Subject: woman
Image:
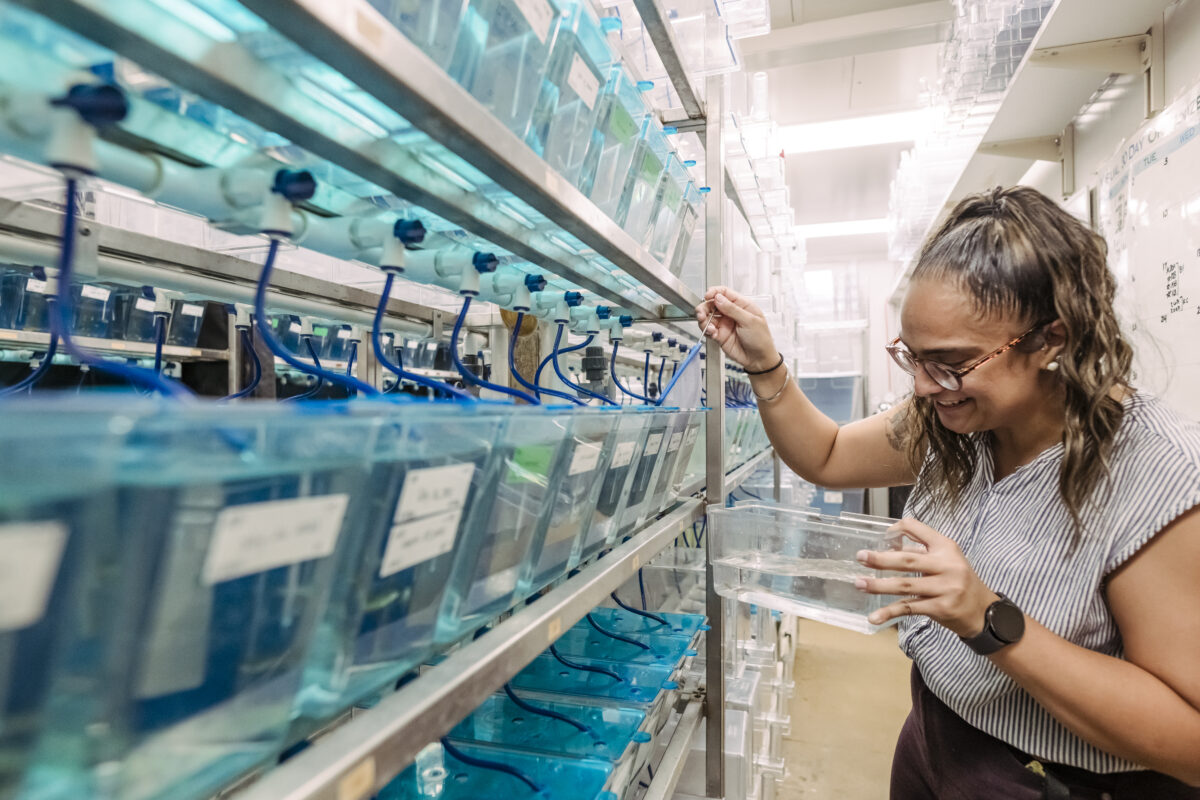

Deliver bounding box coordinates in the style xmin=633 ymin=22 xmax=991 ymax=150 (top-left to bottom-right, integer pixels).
xmin=696 ymin=186 xmax=1200 ymax=799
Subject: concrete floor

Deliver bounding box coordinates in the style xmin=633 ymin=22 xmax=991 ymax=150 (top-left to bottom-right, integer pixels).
xmin=778 ymin=620 xmax=913 ymax=799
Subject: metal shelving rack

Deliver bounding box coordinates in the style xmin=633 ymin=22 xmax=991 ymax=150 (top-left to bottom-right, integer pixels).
xmin=11 ymin=1 xmax=764 ymax=798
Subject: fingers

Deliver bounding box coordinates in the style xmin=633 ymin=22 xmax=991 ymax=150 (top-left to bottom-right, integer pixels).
xmin=711 ymin=292 xmax=759 ymax=325
xmin=886 ymin=517 xmax=945 ymax=550
xmin=854 ymin=574 xmax=941 ymax=596
xmin=856 ymin=547 xmax=931 ymax=573
xmin=867 ymin=597 xmax=933 ymax=626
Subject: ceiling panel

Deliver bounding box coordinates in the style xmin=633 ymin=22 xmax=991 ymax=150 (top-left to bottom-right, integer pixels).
xmin=787 ymin=142 xmax=908 ymax=224
xmin=848 ymin=43 xmax=939 ymax=112
xmin=768 ymin=0 xmax=941 ymax=28
xmin=804 ymin=232 xmax=891 ymax=263
xmin=766 ymin=57 xmax=855 ymax=124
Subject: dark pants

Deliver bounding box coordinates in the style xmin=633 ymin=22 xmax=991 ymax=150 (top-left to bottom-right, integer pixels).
xmin=890 ymin=666 xmax=1200 ymax=800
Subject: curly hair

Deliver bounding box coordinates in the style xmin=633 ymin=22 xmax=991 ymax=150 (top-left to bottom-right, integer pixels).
xmin=897 ymin=186 xmax=1132 ymax=542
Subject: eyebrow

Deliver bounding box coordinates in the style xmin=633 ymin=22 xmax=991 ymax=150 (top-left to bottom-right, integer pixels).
xmin=898 ymin=338 xmax=979 ymax=360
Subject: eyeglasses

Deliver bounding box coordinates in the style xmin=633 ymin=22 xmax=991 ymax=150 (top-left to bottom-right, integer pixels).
xmin=886 ymin=322 xmax=1046 ymax=391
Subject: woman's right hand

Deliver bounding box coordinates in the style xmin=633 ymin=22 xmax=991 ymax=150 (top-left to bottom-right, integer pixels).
xmin=695 ymin=286 xmax=780 ymax=372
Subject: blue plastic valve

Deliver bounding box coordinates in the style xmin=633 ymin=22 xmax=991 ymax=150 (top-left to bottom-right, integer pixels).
xmin=596 ymin=306 xmax=611 ymax=320
xmin=684 ymin=159 xmax=697 ymax=168
xmin=524 ymin=273 xmax=547 ymax=292
xmin=393 ymin=218 xmax=427 ymax=245
xmin=619 ymin=314 xmax=634 ymax=328
xmin=564 ymin=291 xmax=583 ymax=307
xmin=652 ymin=332 xmax=664 ymax=342
xmin=667 ymin=338 xmax=677 ymax=347
xmin=271 ymin=169 xmax=317 ymax=202
xmin=52 ymin=83 xmax=128 ymax=126
xmin=636 ymin=80 xmax=654 ymax=92
xmin=472 ymin=252 xmax=499 ymax=273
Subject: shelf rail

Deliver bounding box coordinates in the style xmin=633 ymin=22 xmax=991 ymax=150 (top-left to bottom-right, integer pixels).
xmin=232 ymin=498 xmax=705 ymax=800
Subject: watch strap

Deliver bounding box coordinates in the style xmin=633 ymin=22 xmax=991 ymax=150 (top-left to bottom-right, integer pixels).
xmin=961 ymin=593 xmax=1021 ymax=656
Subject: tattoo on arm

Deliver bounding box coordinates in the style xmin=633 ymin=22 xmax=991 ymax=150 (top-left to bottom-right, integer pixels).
xmin=886 ymin=408 xmax=908 ymax=452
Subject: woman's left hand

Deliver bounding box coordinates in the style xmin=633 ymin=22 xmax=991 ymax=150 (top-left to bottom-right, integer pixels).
xmin=854 ymin=517 xmax=999 ymax=637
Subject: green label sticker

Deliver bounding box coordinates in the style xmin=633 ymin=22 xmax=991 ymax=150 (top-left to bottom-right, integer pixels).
xmin=507 ymin=445 xmax=554 ymax=484
xmin=640 ymin=150 xmax=663 ymax=183
xmin=608 ymin=104 xmax=639 ymax=144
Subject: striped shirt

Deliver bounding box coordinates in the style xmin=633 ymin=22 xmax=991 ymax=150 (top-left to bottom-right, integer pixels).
xmin=898 ymin=392 xmax=1200 ymax=773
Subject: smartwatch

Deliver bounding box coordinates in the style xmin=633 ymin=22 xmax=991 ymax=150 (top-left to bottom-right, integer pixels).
xmin=960 ymin=593 xmax=1025 ymax=655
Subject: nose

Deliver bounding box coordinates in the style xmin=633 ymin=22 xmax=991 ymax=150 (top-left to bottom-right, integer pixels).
xmin=912 ymin=364 xmax=944 ymax=398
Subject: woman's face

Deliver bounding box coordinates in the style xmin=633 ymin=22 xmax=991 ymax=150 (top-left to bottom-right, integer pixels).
xmin=898 ymin=278 xmax=1053 ymax=435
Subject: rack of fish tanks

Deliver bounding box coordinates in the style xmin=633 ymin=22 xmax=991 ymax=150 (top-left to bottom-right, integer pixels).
xmin=0 ymin=1 xmax=801 ymax=799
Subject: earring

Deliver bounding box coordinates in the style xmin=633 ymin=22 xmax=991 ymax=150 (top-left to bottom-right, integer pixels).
xmin=1045 ymin=360 xmax=1060 ymax=372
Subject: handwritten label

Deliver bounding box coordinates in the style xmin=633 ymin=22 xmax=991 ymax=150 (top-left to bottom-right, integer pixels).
xmin=567 ymin=53 xmax=600 ymax=111
xmin=181 ymin=303 xmax=205 ymax=318
xmin=0 ymin=521 xmax=67 ymax=631
xmin=644 ymin=433 xmax=664 ymax=456
xmin=823 ymin=491 xmax=843 ymax=504
xmin=203 ymin=494 xmax=348 ymax=584
xmin=667 ymin=432 xmax=684 ymax=453
xmin=513 ymin=0 xmax=555 ymax=44
xmin=380 ymin=463 xmax=475 ymax=577
xmin=136 ymin=297 xmax=156 ymax=313
xmin=569 ymin=442 xmax=602 ymax=475
xmin=25 ymin=278 xmax=48 ymax=294
xmin=611 ymin=440 xmax=637 ymax=469
xmin=81 ymin=285 xmax=110 ymax=302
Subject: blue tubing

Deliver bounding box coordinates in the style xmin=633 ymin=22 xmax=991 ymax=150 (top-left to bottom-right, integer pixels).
xmin=372 ymin=272 xmax=472 ymax=401
xmin=508 ymin=312 xmax=580 ymax=404
xmin=224 ymin=327 xmax=261 ymax=400
xmin=452 ymin=295 xmax=538 ymax=403
xmin=439 ymin=737 xmax=543 ymax=795
xmin=643 ymin=352 xmax=651 ymax=405
xmin=0 ymin=328 xmax=58 ymax=396
xmin=535 ymin=329 xmax=591 ymax=389
xmin=346 ymin=340 xmax=357 ymax=376
xmin=284 ymin=337 xmax=324 ymax=401
xmin=502 ymin=683 xmax=588 ymax=734
xmin=610 ymin=591 xmax=669 ymax=627
xmin=255 ymin=238 xmax=380 ymax=397
xmin=550 ymin=324 xmax=616 ymax=405
xmin=585 ymin=613 xmax=650 ymax=650
xmin=152 ymin=315 xmax=165 ymax=375
xmin=609 ymin=342 xmax=653 ymax=403
xmin=51 ymin=177 xmax=193 ymax=399
xmin=656 ymin=339 xmax=704 ymax=406
xmin=548 ymin=644 xmax=624 ymax=682
xmin=657 ymin=356 xmax=666 ymax=394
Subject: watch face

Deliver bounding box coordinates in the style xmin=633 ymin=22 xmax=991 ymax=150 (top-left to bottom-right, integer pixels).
xmin=988 ymin=599 xmax=1025 ymax=643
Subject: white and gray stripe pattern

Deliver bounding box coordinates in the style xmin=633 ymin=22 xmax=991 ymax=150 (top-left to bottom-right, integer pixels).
xmin=898 ymin=392 xmax=1200 ymax=773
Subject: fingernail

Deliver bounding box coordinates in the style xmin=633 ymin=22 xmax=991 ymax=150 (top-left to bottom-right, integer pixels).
xmin=854 ymin=577 xmax=868 ymax=590
xmin=855 ymin=550 xmax=869 ymax=564
xmin=705 ymin=324 xmax=716 ymax=336
xmin=715 ymin=294 xmax=727 ymax=304
xmin=867 ymin=613 xmax=881 ymax=625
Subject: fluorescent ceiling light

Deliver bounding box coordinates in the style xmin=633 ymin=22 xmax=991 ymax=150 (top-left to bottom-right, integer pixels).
xmin=795 ymin=218 xmax=890 ymax=238
xmin=779 ymin=109 xmax=929 ymax=154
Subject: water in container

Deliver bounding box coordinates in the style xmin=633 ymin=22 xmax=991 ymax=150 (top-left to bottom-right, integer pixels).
xmin=668 ymin=413 xmax=703 ymax=494
xmin=297 ymin=408 xmax=500 ymax=724
xmin=111 ymin=287 xmax=162 ymax=344
xmin=551 ymin=620 xmax=694 ymax=668
xmin=69 ymin=283 xmax=115 ymax=339
xmin=446 ymin=0 xmax=565 ymax=141
xmin=0 ymin=265 xmax=31 ymax=330
xmin=525 ymin=411 xmax=616 ymax=590
xmin=709 ymin=503 xmax=915 ymax=634
xmin=166 ymin=300 xmax=206 ymax=347
xmin=511 ymin=653 xmax=676 ymax=710
xmin=320 ymin=325 xmax=352 ymax=363
xmin=587 ymin=607 xmax=707 ymax=640
xmin=368 ymin=0 xmax=469 ymax=70
xmin=436 ymin=410 xmax=566 ymax=643
xmin=581 ymin=412 xmax=648 ymax=559
xmin=645 ymin=152 xmax=691 ymax=259
xmin=527 ymin=0 xmax=612 ymax=182
xmin=30 ymin=406 xmax=374 ymax=800
xmin=270 ymin=314 xmax=302 ymax=355
xmin=614 ymin=119 xmax=670 ymax=241
xmin=642 ymin=411 xmax=691 ymax=519
xmin=612 ymin=410 xmax=672 ymax=540
xmin=377 ymin=739 xmax=615 ymax=800
xmin=0 ymin=404 xmax=125 ymax=800
xmin=582 ymin=65 xmax=650 ymax=212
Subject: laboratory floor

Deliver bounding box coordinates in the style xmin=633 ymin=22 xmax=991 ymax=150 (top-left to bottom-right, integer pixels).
xmin=778 ymin=620 xmax=913 ymax=798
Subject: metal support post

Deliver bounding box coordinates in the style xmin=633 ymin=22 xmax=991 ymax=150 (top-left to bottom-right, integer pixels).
xmin=227 ymin=317 xmax=241 ymax=396
xmin=702 ymin=72 xmax=726 ymax=800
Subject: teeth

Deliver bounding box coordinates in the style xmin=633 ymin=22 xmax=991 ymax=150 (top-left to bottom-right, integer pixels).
xmin=937 ymin=399 xmax=967 ymax=408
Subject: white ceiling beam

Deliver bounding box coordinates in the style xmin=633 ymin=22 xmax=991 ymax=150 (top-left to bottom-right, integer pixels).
xmin=741 ymin=1 xmax=953 ymax=70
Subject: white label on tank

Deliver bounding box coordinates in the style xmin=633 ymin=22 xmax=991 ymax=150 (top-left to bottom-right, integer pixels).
xmin=668 ymin=432 xmax=684 ymax=453
xmin=823 ymin=490 xmax=843 ymax=504
xmin=569 ymin=442 xmax=602 ymax=475
xmin=203 ymin=494 xmax=348 ymax=584
xmin=426 ymin=342 xmax=437 ymax=351
xmin=380 ymin=462 xmax=476 ymax=577
xmin=181 ymin=303 xmax=205 ymax=318
xmin=567 ymin=53 xmax=600 ymax=111
xmin=81 ymin=285 xmax=110 ymax=302
xmin=644 ymin=433 xmax=664 ymax=456
xmin=136 ymin=297 xmax=156 ymax=313
xmin=513 ymin=0 xmax=554 ymax=44
xmin=25 ymin=278 xmax=48 ymax=294
xmin=0 ymin=521 xmax=67 ymax=631
xmin=685 ymin=427 xmax=699 ymax=446
xmin=611 ymin=440 xmax=637 ymax=469
xmin=337 ymin=328 xmax=351 ymax=339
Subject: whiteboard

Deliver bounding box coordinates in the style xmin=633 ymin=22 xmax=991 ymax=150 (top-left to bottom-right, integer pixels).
xmin=1095 ymin=80 xmax=1200 ymax=417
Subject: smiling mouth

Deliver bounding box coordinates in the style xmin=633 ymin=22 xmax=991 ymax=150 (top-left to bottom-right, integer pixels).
xmin=935 ymin=398 xmax=969 ymax=408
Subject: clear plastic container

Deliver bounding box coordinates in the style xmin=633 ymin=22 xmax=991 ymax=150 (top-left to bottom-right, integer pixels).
xmin=666 ymin=182 xmax=703 ymax=275
xmin=709 ymin=503 xmax=915 ymax=634
xmin=551 ymin=620 xmax=695 ymax=668
xmin=166 ymin=299 xmax=206 ymax=347
xmin=643 ymin=411 xmax=696 ymax=518
xmin=448 ymin=691 xmax=647 ymax=771
xmin=111 ymin=287 xmax=163 ymax=344
xmin=676 ymin=711 xmax=752 ymax=800
xmin=511 ymin=653 xmax=677 ymax=716
xmin=668 ymin=412 xmax=704 ymax=494
xmin=584 ymin=413 xmax=649 ymax=557
xmin=0 ymin=404 xmax=126 ymax=800
xmin=646 ymin=152 xmax=693 ymax=261
xmin=30 ymin=405 xmax=375 ymax=800
xmin=526 ymin=411 xmax=617 ymax=590
xmin=436 ymin=409 xmax=568 ymax=643
xmin=368 ymin=0 xmax=468 ymax=70
xmin=446 ymin=0 xmax=566 ymax=141
xmin=297 ymin=408 xmax=502 ymax=723
xmin=527 ymin=0 xmax=613 ymax=181
xmin=587 ymin=607 xmax=707 ymax=640
xmin=377 ymin=739 xmax=615 ymax=800
xmin=615 ymin=119 xmax=671 ymax=240
xmin=69 ymin=282 xmax=116 ymax=339
xmin=270 ymin=314 xmax=303 ymax=355
xmin=583 ymin=65 xmax=651 ymax=215
xmin=320 ymin=324 xmax=353 ymax=362
xmin=611 ymin=410 xmax=674 ymax=541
